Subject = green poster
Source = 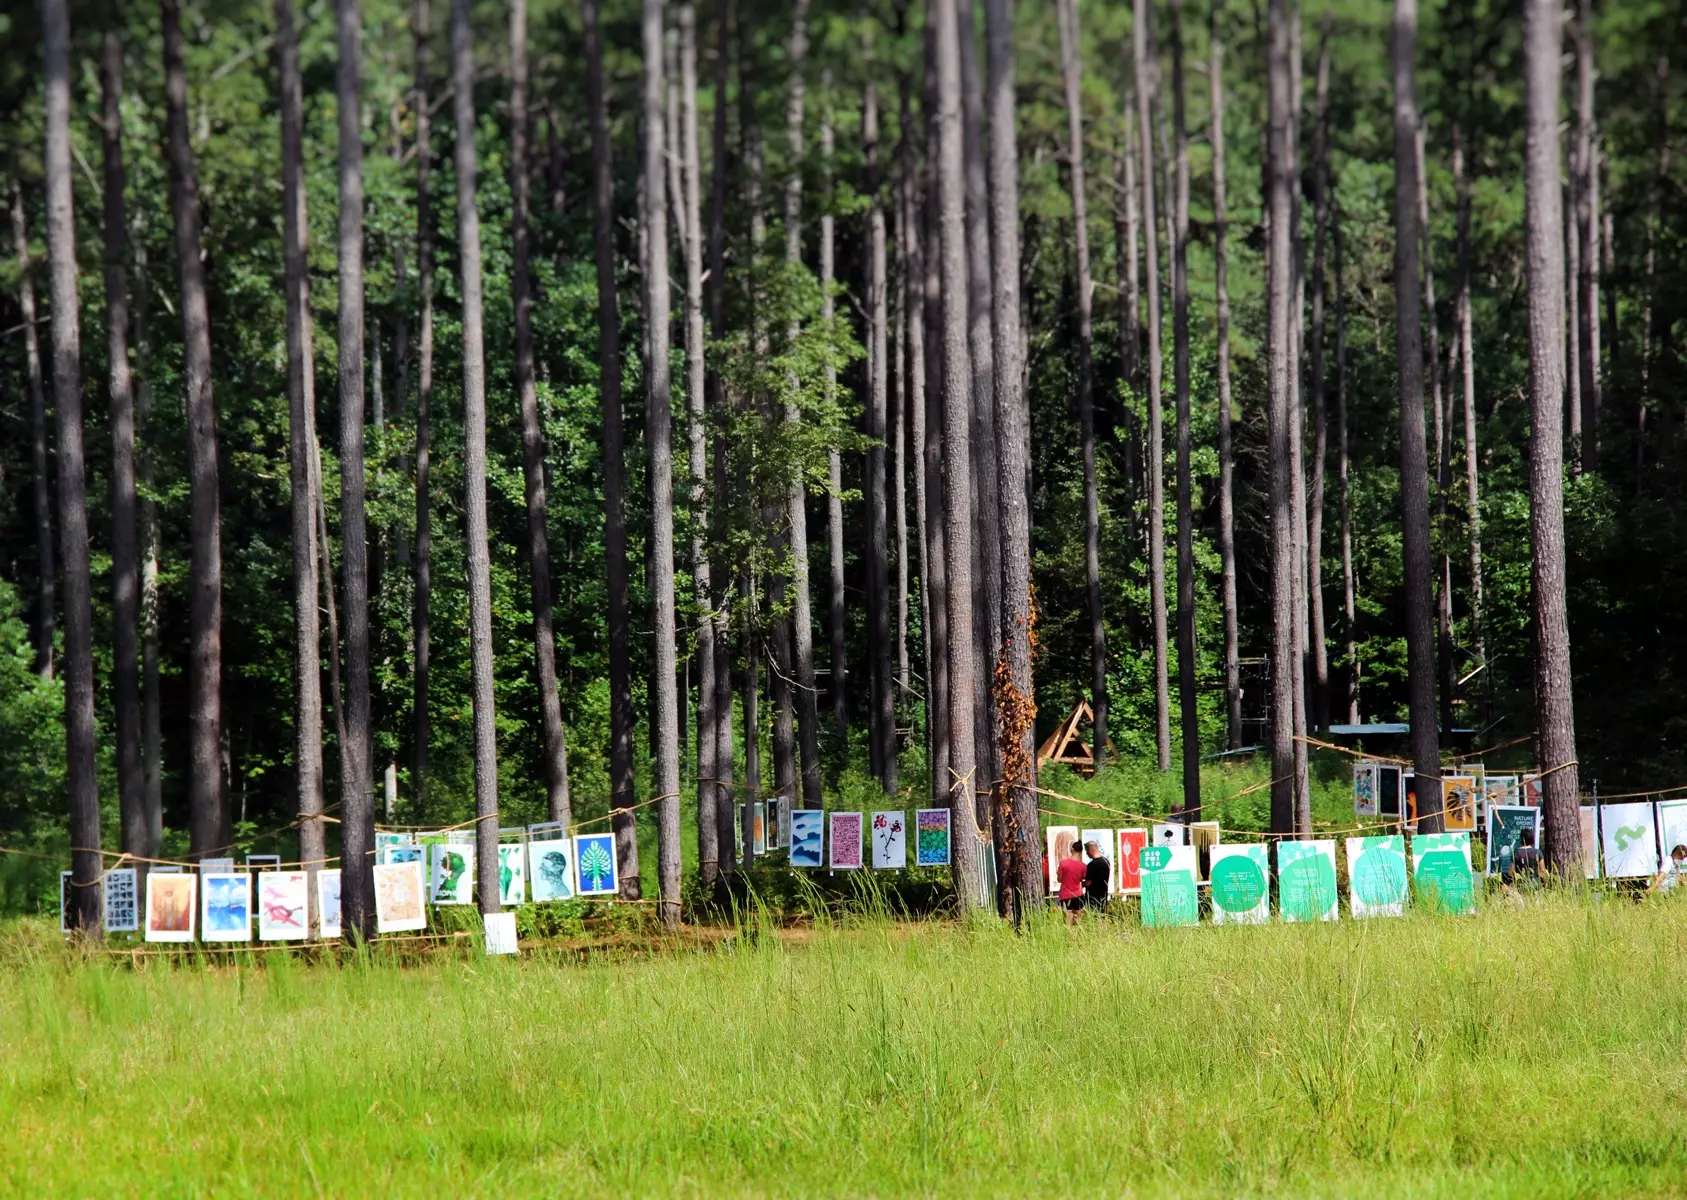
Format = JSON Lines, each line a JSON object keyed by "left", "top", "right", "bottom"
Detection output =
{"left": 1485, "top": 805, "right": 1541, "bottom": 876}
{"left": 1139, "top": 844, "right": 1200, "bottom": 928}
{"left": 1345, "top": 835, "right": 1408, "bottom": 918}
{"left": 1412, "top": 831, "right": 1476, "bottom": 915}
{"left": 1209, "top": 844, "right": 1270, "bottom": 924}
{"left": 1277, "top": 840, "right": 1339, "bottom": 922}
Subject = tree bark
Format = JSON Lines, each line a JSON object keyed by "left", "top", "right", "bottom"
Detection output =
{"left": 892, "top": 128, "right": 911, "bottom": 715}
{"left": 163, "top": 0, "right": 228, "bottom": 857}
{"left": 986, "top": 0, "right": 1040, "bottom": 910}
{"left": 412, "top": 0, "right": 434, "bottom": 813}
{"left": 585, "top": 0, "right": 640, "bottom": 896}
{"left": 1574, "top": 0, "right": 1599, "bottom": 473}
{"left": 641, "top": 0, "right": 683, "bottom": 926}
{"left": 933, "top": 0, "right": 981, "bottom": 903}
{"left": 275, "top": 0, "right": 327, "bottom": 915}
{"left": 921, "top": 18, "right": 950, "bottom": 807}
{"left": 708, "top": 0, "right": 736, "bottom": 875}
{"left": 447, "top": 0, "right": 502, "bottom": 916}
{"left": 1392, "top": 0, "right": 1442, "bottom": 829}
{"left": 1522, "top": 0, "right": 1580, "bottom": 871}
{"left": 1453, "top": 126, "right": 1485, "bottom": 682}
{"left": 1133, "top": 0, "right": 1170, "bottom": 774}
{"left": 10, "top": 186, "right": 53, "bottom": 681}
{"left": 1307, "top": 13, "right": 1332, "bottom": 735}
{"left": 1058, "top": 0, "right": 1106, "bottom": 786}
{"left": 44, "top": 0, "right": 101, "bottom": 931}
{"left": 1414, "top": 123, "right": 1455, "bottom": 739}
{"left": 135, "top": 238, "right": 163, "bottom": 857}
{"left": 1266, "top": 0, "right": 1297, "bottom": 834}
{"left": 824, "top": 105, "right": 848, "bottom": 738}
{"left": 1170, "top": 0, "right": 1198, "bottom": 814}
{"left": 865, "top": 78, "right": 896, "bottom": 799}
{"left": 1210, "top": 10, "right": 1241, "bottom": 750}
{"left": 1287, "top": 6, "right": 1310, "bottom": 831}
{"left": 1334, "top": 198, "right": 1358, "bottom": 723}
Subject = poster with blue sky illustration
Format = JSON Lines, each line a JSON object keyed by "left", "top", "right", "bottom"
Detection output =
{"left": 1346, "top": 835, "right": 1408, "bottom": 918}
{"left": 1277, "top": 840, "right": 1339, "bottom": 922}
{"left": 201, "top": 873, "right": 252, "bottom": 941}
{"left": 575, "top": 833, "right": 618, "bottom": 896}
{"left": 528, "top": 838, "right": 575, "bottom": 901}
{"left": 317, "top": 869, "right": 342, "bottom": 938}
{"left": 789, "top": 810, "right": 824, "bottom": 868}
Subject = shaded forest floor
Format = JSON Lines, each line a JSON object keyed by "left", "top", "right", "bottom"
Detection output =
{"left": 3, "top": 892, "right": 1685, "bottom": 1196}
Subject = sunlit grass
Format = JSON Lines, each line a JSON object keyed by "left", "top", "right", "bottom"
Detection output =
{"left": 2, "top": 889, "right": 1684, "bottom": 1196}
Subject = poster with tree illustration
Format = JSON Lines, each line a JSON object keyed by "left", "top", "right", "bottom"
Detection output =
{"left": 574, "top": 833, "right": 619, "bottom": 896}
{"left": 829, "top": 812, "right": 864, "bottom": 869}
{"left": 1345, "top": 835, "right": 1408, "bottom": 918}
{"left": 871, "top": 811, "right": 907, "bottom": 869}
{"left": 430, "top": 843, "right": 475, "bottom": 905}
{"left": 1209, "top": 844, "right": 1270, "bottom": 924}
{"left": 915, "top": 809, "right": 951, "bottom": 866}
{"left": 527, "top": 838, "right": 575, "bottom": 901}
{"left": 1411, "top": 831, "right": 1476, "bottom": 915}
{"left": 1277, "top": 840, "right": 1339, "bottom": 922}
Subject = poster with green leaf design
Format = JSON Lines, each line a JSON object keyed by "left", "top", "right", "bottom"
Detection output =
{"left": 574, "top": 833, "right": 619, "bottom": 896}
{"left": 1209, "top": 844, "right": 1270, "bottom": 924}
{"left": 1345, "top": 835, "right": 1408, "bottom": 918}
{"left": 1277, "top": 840, "right": 1339, "bottom": 922}
{"left": 1411, "top": 831, "right": 1475, "bottom": 915}
{"left": 1139, "top": 843, "right": 1199, "bottom": 928}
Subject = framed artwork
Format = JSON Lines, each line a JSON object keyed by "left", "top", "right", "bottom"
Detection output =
{"left": 429, "top": 843, "right": 475, "bottom": 905}
{"left": 103, "top": 868, "right": 139, "bottom": 932}
{"left": 1045, "top": 826, "right": 1079, "bottom": 892}
{"left": 145, "top": 872, "right": 197, "bottom": 943}
{"left": 1485, "top": 805, "right": 1541, "bottom": 876}
{"left": 871, "top": 812, "right": 907, "bottom": 869}
{"left": 1600, "top": 802, "right": 1659, "bottom": 879}
{"left": 790, "top": 810, "right": 826, "bottom": 868}
{"left": 1377, "top": 765, "right": 1404, "bottom": 820}
{"left": 497, "top": 843, "right": 527, "bottom": 906}
{"left": 201, "top": 873, "right": 253, "bottom": 942}
{"left": 1353, "top": 763, "right": 1379, "bottom": 816}
{"left": 255, "top": 872, "right": 309, "bottom": 941}
{"left": 829, "top": 812, "right": 864, "bottom": 869}
{"left": 1116, "top": 829, "right": 1148, "bottom": 894}
{"left": 373, "top": 861, "right": 427, "bottom": 933}
{"left": 1578, "top": 805, "right": 1601, "bottom": 879}
{"left": 1442, "top": 776, "right": 1479, "bottom": 831}
{"left": 574, "top": 833, "right": 619, "bottom": 896}
{"left": 527, "top": 838, "right": 575, "bottom": 902}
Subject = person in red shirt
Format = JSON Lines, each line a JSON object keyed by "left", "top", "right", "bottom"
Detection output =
{"left": 1057, "top": 837, "right": 1087, "bottom": 925}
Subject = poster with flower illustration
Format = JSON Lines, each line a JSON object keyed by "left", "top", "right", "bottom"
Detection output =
{"left": 871, "top": 811, "right": 907, "bottom": 869}
{"left": 829, "top": 812, "right": 864, "bottom": 869}
{"left": 255, "top": 872, "right": 309, "bottom": 940}
{"left": 574, "top": 833, "right": 619, "bottom": 896}
{"left": 915, "top": 809, "right": 951, "bottom": 867}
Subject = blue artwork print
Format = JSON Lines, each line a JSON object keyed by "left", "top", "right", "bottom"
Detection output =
{"left": 789, "top": 810, "right": 824, "bottom": 869}
{"left": 202, "top": 873, "right": 251, "bottom": 940}
{"left": 574, "top": 833, "right": 619, "bottom": 896}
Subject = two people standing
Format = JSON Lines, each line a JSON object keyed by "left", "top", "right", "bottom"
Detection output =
{"left": 1056, "top": 837, "right": 1112, "bottom": 925}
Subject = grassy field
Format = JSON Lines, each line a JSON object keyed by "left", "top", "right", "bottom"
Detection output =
{"left": 3, "top": 891, "right": 1685, "bottom": 1197}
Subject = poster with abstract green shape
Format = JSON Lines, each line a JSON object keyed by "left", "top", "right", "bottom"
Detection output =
{"left": 1345, "top": 835, "right": 1407, "bottom": 918}
{"left": 1139, "top": 843, "right": 1199, "bottom": 928}
{"left": 1599, "top": 801, "right": 1659, "bottom": 879}
{"left": 1209, "top": 844, "right": 1269, "bottom": 924}
{"left": 1277, "top": 840, "right": 1339, "bottom": 922}
{"left": 429, "top": 843, "right": 475, "bottom": 905}
{"left": 1412, "top": 831, "right": 1475, "bottom": 914}
{"left": 497, "top": 843, "right": 527, "bottom": 906}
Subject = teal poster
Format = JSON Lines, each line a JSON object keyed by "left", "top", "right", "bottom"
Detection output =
{"left": 1209, "top": 844, "right": 1270, "bottom": 924}
{"left": 1412, "top": 831, "right": 1476, "bottom": 915}
{"left": 1139, "top": 843, "right": 1199, "bottom": 928}
{"left": 1345, "top": 835, "right": 1408, "bottom": 918}
{"left": 1277, "top": 840, "right": 1339, "bottom": 922}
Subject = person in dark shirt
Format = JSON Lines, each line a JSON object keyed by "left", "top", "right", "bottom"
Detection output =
{"left": 1056, "top": 838, "right": 1087, "bottom": 925}
{"left": 1083, "top": 839, "right": 1111, "bottom": 911}
{"left": 1505, "top": 827, "right": 1543, "bottom": 888}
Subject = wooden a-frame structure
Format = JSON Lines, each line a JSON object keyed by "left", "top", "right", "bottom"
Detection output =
{"left": 1035, "top": 700, "right": 1116, "bottom": 778}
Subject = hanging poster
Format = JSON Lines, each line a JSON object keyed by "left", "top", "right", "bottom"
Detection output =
{"left": 1578, "top": 806, "right": 1601, "bottom": 879}
{"left": 1485, "top": 804, "right": 1542, "bottom": 876}
{"left": 574, "top": 833, "right": 619, "bottom": 896}
{"left": 497, "top": 843, "right": 527, "bottom": 906}
{"left": 1209, "top": 844, "right": 1270, "bottom": 924}
{"left": 766, "top": 798, "right": 784, "bottom": 852}
{"left": 915, "top": 809, "right": 951, "bottom": 867}
{"left": 430, "top": 843, "right": 475, "bottom": 905}
{"left": 830, "top": 812, "right": 864, "bottom": 869}
{"left": 1045, "top": 826, "right": 1079, "bottom": 892}
{"left": 1117, "top": 829, "right": 1148, "bottom": 894}
{"left": 373, "top": 860, "right": 427, "bottom": 933}
{"left": 1346, "top": 834, "right": 1409, "bottom": 918}
{"left": 1485, "top": 775, "right": 1520, "bottom": 806}
{"left": 1377, "top": 764, "right": 1404, "bottom": 820}
{"left": 483, "top": 911, "right": 519, "bottom": 956}
{"left": 317, "top": 869, "right": 342, "bottom": 939}
{"left": 103, "top": 868, "right": 138, "bottom": 932}
{"left": 255, "top": 872, "right": 309, "bottom": 941}
{"left": 1412, "top": 831, "right": 1476, "bottom": 914}
{"left": 1656, "top": 799, "right": 1687, "bottom": 864}
{"left": 527, "top": 838, "right": 576, "bottom": 902}
{"left": 1600, "top": 801, "right": 1660, "bottom": 879}
{"left": 1138, "top": 843, "right": 1199, "bottom": 928}
{"left": 381, "top": 842, "right": 423, "bottom": 866}
{"left": 872, "top": 812, "right": 908, "bottom": 869}
{"left": 789, "top": 809, "right": 825, "bottom": 868}
{"left": 739, "top": 803, "right": 768, "bottom": 856}
{"left": 1520, "top": 774, "right": 1544, "bottom": 806}
{"left": 1442, "top": 776, "right": 1479, "bottom": 831}
{"left": 1354, "top": 763, "right": 1379, "bottom": 817}
{"left": 1277, "top": 841, "right": 1339, "bottom": 922}
{"left": 145, "top": 871, "right": 197, "bottom": 942}
{"left": 202, "top": 873, "right": 253, "bottom": 942}
{"left": 1152, "top": 821, "right": 1188, "bottom": 849}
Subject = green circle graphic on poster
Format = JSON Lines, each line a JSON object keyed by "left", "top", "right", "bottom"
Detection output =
{"left": 1279, "top": 852, "right": 1337, "bottom": 920}
{"left": 1352, "top": 844, "right": 1407, "bottom": 907}
{"left": 1416, "top": 850, "right": 1473, "bottom": 911}
{"left": 1211, "top": 855, "right": 1266, "bottom": 912}
{"left": 1139, "top": 845, "right": 1171, "bottom": 872}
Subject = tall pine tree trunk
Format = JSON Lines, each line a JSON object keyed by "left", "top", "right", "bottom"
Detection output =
{"left": 1415, "top": 124, "right": 1455, "bottom": 738}
{"left": 1307, "top": 13, "right": 1332, "bottom": 735}
{"left": 892, "top": 131, "right": 911, "bottom": 713}
{"left": 1335, "top": 200, "right": 1359, "bottom": 723}
{"left": 10, "top": 185, "right": 53, "bottom": 681}
{"left": 1210, "top": 9, "right": 1242, "bottom": 750}
{"left": 276, "top": 0, "right": 327, "bottom": 910}
{"left": 45, "top": 0, "right": 101, "bottom": 930}
{"left": 136, "top": 240, "right": 163, "bottom": 856}
{"left": 987, "top": 0, "right": 1040, "bottom": 909}
{"left": 510, "top": 0, "right": 571, "bottom": 827}
{"left": 1266, "top": 0, "right": 1297, "bottom": 834}
{"left": 824, "top": 105, "right": 848, "bottom": 738}
{"left": 865, "top": 78, "right": 895, "bottom": 799}
{"left": 586, "top": 0, "right": 640, "bottom": 895}
{"left": 1170, "top": 0, "right": 1198, "bottom": 814}
{"left": 101, "top": 35, "right": 145, "bottom": 864}
{"left": 1392, "top": 0, "right": 1442, "bottom": 829}
{"left": 412, "top": 0, "right": 434, "bottom": 812}
{"left": 1574, "top": 0, "right": 1599, "bottom": 473}
{"left": 1523, "top": 0, "right": 1580, "bottom": 871}
{"left": 708, "top": 0, "right": 737, "bottom": 874}
{"left": 162, "top": 0, "right": 227, "bottom": 857}
{"left": 449, "top": 0, "right": 502, "bottom": 915}
{"left": 921, "top": 19, "right": 950, "bottom": 807}
{"left": 642, "top": 0, "right": 684, "bottom": 926}
{"left": 1453, "top": 127, "right": 1485, "bottom": 678}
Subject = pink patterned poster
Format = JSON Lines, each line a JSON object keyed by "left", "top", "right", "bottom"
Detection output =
{"left": 829, "top": 812, "right": 864, "bottom": 869}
